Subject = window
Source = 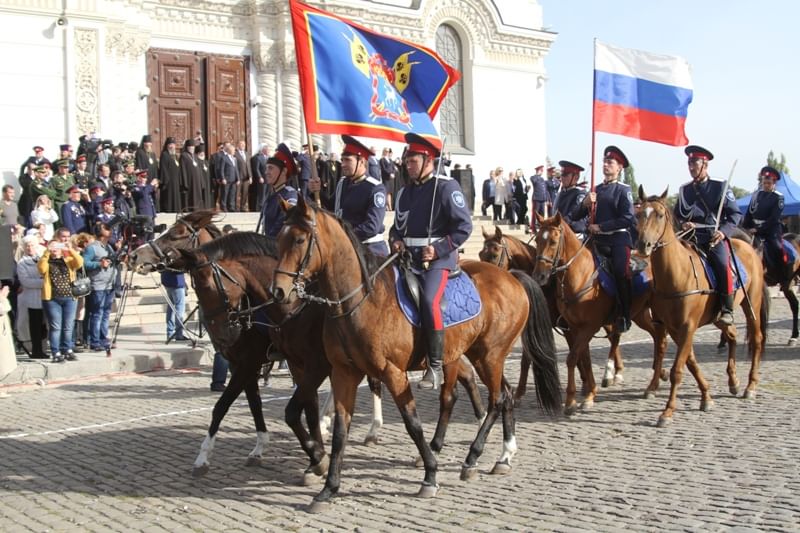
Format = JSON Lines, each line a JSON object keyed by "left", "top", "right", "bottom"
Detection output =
{"left": 435, "top": 24, "right": 465, "bottom": 149}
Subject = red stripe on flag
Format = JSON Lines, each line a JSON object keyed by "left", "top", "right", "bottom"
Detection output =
{"left": 593, "top": 101, "right": 689, "bottom": 147}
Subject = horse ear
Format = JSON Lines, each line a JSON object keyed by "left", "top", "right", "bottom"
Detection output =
{"left": 660, "top": 187, "right": 669, "bottom": 200}
{"left": 279, "top": 197, "right": 292, "bottom": 212}
{"left": 552, "top": 212, "right": 562, "bottom": 226}
{"left": 481, "top": 226, "right": 491, "bottom": 240}
{"left": 638, "top": 184, "right": 646, "bottom": 202}
{"left": 535, "top": 211, "right": 544, "bottom": 224}
{"left": 494, "top": 225, "right": 504, "bottom": 239}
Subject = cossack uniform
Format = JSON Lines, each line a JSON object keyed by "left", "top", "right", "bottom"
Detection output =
{"left": 553, "top": 160, "right": 588, "bottom": 236}
{"left": 257, "top": 143, "right": 298, "bottom": 238}
{"left": 742, "top": 165, "right": 787, "bottom": 276}
{"left": 61, "top": 185, "right": 89, "bottom": 234}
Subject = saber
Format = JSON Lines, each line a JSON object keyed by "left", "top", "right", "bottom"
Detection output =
{"left": 423, "top": 136, "right": 447, "bottom": 270}
{"left": 713, "top": 159, "right": 738, "bottom": 235}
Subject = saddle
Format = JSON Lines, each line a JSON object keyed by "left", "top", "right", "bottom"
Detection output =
{"left": 394, "top": 265, "right": 481, "bottom": 328}
{"left": 683, "top": 240, "right": 747, "bottom": 291}
{"left": 592, "top": 251, "right": 651, "bottom": 298}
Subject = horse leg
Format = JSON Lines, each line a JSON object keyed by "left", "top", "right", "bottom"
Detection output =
{"left": 319, "top": 385, "right": 334, "bottom": 441}
{"left": 578, "top": 339, "right": 598, "bottom": 411}
{"left": 685, "top": 348, "right": 713, "bottom": 411}
{"left": 719, "top": 324, "right": 740, "bottom": 396}
{"left": 285, "top": 378, "right": 329, "bottom": 486}
{"left": 363, "top": 377, "right": 383, "bottom": 446}
{"left": 427, "top": 362, "right": 460, "bottom": 461}
{"left": 743, "top": 286, "right": 766, "bottom": 400}
{"left": 456, "top": 356, "right": 486, "bottom": 420}
{"left": 716, "top": 330, "right": 727, "bottom": 352}
{"left": 310, "top": 367, "right": 362, "bottom": 513}
{"left": 640, "top": 318, "right": 669, "bottom": 399}
{"left": 489, "top": 377, "right": 517, "bottom": 477}
{"left": 460, "top": 367, "right": 503, "bottom": 481}
{"left": 513, "top": 354, "right": 530, "bottom": 407}
{"left": 192, "top": 362, "right": 250, "bottom": 477}
{"left": 563, "top": 348, "right": 579, "bottom": 416}
{"left": 658, "top": 330, "right": 704, "bottom": 427}
{"left": 784, "top": 285, "right": 799, "bottom": 344}
{"left": 602, "top": 326, "right": 623, "bottom": 387}
{"left": 243, "top": 373, "right": 269, "bottom": 467}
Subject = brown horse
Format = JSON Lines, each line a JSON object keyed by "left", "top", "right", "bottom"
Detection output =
{"left": 758, "top": 233, "right": 800, "bottom": 344}
{"left": 271, "top": 197, "right": 561, "bottom": 511}
{"left": 479, "top": 226, "right": 652, "bottom": 402}
{"left": 637, "top": 187, "right": 769, "bottom": 427}
{"left": 530, "top": 213, "right": 669, "bottom": 415}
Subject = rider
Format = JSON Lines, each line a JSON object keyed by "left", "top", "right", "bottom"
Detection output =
{"left": 309, "top": 135, "right": 389, "bottom": 256}
{"left": 257, "top": 143, "right": 298, "bottom": 237}
{"left": 389, "top": 133, "right": 473, "bottom": 390}
{"left": 553, "top": 160, "right": 588, "bottom": 238}
{"left": 578, "top": 146, "right": 636, "bottom": 332}
{"left": 742, "top": 165, "right": 788, "bottom": 279}
{"left": 673, "top": 145, "right": 742, "bottom": 325}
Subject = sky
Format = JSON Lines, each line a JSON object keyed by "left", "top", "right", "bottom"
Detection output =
{"left": 540, "top": 0, "right": 800, "bottom": 195}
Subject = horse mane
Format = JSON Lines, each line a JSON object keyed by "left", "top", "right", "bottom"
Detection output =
{"left": 178, "top": 209, "right": 223, "bottom": 238}
{"left": 199, "top": 231, "right": 278, "bottom": 261}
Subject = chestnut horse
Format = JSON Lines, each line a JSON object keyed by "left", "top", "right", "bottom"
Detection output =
{"left": 271, "top": 198, "right": 561, "bottom": 511}
{"left": 530, "top": 213, "right": 669, "bottom": 415}
{"left": 637, "top": 187, "right": 768, "bottom": 427}
{"left": 757, "top": 233, "right": 800, "bottom": 344}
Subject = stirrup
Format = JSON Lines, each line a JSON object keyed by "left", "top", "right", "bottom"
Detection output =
{"left": 417, "top": 367, "right": 442, "bottom": 391}
{"left": 717, "top": 311, "right": 734, "bottom": 326}
{"left": 616, "top": 317, "right": 631, "bottom": 333}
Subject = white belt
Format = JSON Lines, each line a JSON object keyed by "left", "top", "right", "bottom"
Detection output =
{"left": 362, "top": 235, "right": 384, "bottom": 244}
{"left": 596, "top": 228, "right": 629, "bottom": 235}
{"left": 753, "top": 219, "right": 765, "bottom": 225}
{"left": 404, "top": 236, "right": 443, "bottom": 247}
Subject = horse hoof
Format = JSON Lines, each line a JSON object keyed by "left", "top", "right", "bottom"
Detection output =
{"left": 743, "top": 389, "right": 757, "bottom": 400}
{"left": 307, "top": 499, "right": 331, "bottom": 514}
{"left": 245, "top": 455, "right": 262, "bottom": 467}
{"left": 416, "top": 483, "right": 439, "bottom": 498}
{"left": 460, "top": 465, "right": 479, "bottom": 481}
{"left": 302, "top": 471, "right": 323, "bottom": 487}
{"left": 191, "top": 464, "right": 209, "bottom": 478}
{"left": 563, "top": 403, "right": 578, "bottom": 417}
{"left": 643, "top": 390, "right": 655, "bottom": 400}
{"left": 614, "top": 375, "right": 625, "bottom": 385}
{"left": 788, "top": 337, "right": 798, "bottom": 346}
{"left": 659, "top": 369, "right": 669, "bottom": 381}
{"left": 363, "top": 435, "right": 379, "bottom": 447}
{"left": 580, "top": 399, "right": 594, "bottom": 411}
{"left": 513, "top": 396, "right": 523, "bottom": 408}
{"left": 656, "top": 416, "right": 672, "bottom": 428}
{"left": 490, "top": 461, "right": 512, "bottom": 476}
{"left": 414, "top": 455, "right": 425, "bottom": 468}
{"left": 700, "top": 399, "right": 714, "bottom": 412}
{"left": 601, "top": 378, "right": 610, "bottom": 388}
{"left": 729, "top": 385, "right": 740, "bottom": 397}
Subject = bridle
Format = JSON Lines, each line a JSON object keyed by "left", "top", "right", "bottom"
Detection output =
{"left": 146, "top": 217, "right": 204, "bottom": 271}
{"left": 190, "top": 259, "right": 255, "bottom": 339}
{"left": 272, "top": 209, "right": 321, "bottom": 301}
{"left": 483, "top": 237, "right": 510, "bottom": 268}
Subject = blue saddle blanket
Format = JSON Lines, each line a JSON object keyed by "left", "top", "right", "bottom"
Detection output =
{"left": 783, "top": 239, "right": 798, "bottom": 264}
{"left": 595, "top": 256, "right": 651, "bottom": 298}
{"left": 394, "top": 267, "right": 482, "bottom": 328}
{"left": 700, "top": 251, "right": 747, "bottom": 291}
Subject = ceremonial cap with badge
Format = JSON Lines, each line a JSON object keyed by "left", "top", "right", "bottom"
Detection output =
{"left": 404, "top": 132, "right": 440, "bottom": 158}
{"left": 760, "top": 166, "right": 780, "bottom": 181}
{"left": 603, "top": 145, "right": 630, "bottom": 168}
{"left": 559, "top": 160, "right": 585, "bottom": 174}
{"left": 341, "top": 135, "right": 374, "bottom": 159}
{"left": 267, "top": 143, "right": 298, "bottom": 175}
{"left": 684, "top": 145, "right": 714, "bottom": 161}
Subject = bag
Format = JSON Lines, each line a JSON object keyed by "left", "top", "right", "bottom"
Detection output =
{"left": 71, "top": 267, "right": 91, "bottom": 298}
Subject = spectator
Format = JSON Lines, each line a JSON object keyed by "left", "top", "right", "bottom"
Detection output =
{"left": 214, "top": 142, "right": 239, "bottom": 212}
{"left": 493, "top": 167, "right": 508, "bottom": 221}
{"left": 70, "top": 231, "right": 93, "bottom": 352}
{"left": 506, "top": 171, "right": 518, "bottom": 225}
{"left": 30, "top": 195, "right": 59, "bottom": 241}
{"left": 235, "top": 140, "right": 252, "bottom": 211}
{"left": 380, "top": 148, "right": 396, "bottom": 210}
{"left": 1, "top": 185, "right": 20, "bottom": 227}
{"left": 161, "top": 269, "right": 188, "bottom": 342}
{"left": 15, "top": 236, "right": 47, "bottom": 358}
{"left": 0, "top": 286, "right": 17, "bottom": 376}
{"left": 38, "top": 238, "right": 83, "bottom": 363}
{"left": 82, "top": 224, "right": 117, "bottom": 353}
{"left": 481, "top": 170, "right": 496, "bottom": 217}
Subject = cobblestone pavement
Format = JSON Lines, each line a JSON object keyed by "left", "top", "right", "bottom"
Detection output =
{"left": 1, "top": 298, "right": 799, "bottom": 532}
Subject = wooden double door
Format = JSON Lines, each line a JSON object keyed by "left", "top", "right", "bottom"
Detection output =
{"left": 146, "top": 48, "right": 250, "bottom": 153}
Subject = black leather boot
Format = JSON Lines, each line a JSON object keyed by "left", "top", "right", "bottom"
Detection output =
{"left": 719, "top": 293, "right": 735, "bottom": 325}
{"left": 616, "top": 277, "right": 632, "bottom": 333}
{"left": 418, "top": 330, "right": 444, "bottom": 390}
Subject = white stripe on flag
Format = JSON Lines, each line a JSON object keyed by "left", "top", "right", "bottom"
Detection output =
{"left": 595, "top": 40, "right": 693, "bottom": 90}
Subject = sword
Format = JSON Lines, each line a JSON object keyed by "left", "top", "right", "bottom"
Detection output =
{"left": 713, "top": 159, "right": 738, "bottom": 236}
{"left": 423, "top": 136, "right": 447, "bottom": 270}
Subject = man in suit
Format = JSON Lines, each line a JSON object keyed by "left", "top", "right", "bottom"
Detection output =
{"left": 235, "top": 140, "right": 252, "bottom": 211}
{"left": 214, "top": 142, "right": 239, "bottom": 212}
{"left": 250, "top": 144, "right": 269, "bottom": 212}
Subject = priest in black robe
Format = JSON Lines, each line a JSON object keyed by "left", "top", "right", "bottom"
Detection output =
{"left": 196, "top": 144, "right": 213, "bottom": 209}
{"left": 158, "top": 137, "right": 182, "bottom": 212}
{"left": 180, "top": 139, "right": 200, "bottom": 209}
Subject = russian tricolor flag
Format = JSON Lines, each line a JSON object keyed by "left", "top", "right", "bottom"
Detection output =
{"left": 593, "top": 41, "right": 693, "bottom": 147}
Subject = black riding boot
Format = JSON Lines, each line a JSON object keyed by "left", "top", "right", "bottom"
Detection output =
{"left": 616, "top": 277, "right": 632, "bottom": 333}
{"left": 418, "top": 330, "right": 444, "bottom": 390}
{"left": 719, "top": 293, "right": 735, "bottom": 326}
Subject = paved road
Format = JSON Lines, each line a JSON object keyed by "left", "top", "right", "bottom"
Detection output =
{"left": 1, "top": 298, "right": 799, "bottom": 532}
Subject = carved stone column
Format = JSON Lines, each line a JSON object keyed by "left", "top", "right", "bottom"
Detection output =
{"left": 281, "top": 62, "right": 302, "bottom": 150}
{"left": 74, "top": 28, "right": 99, "bottom": 135}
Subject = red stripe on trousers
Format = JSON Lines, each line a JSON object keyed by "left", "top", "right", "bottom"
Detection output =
{"left": 431, "top": 270, "right": 449, "bottom": 330}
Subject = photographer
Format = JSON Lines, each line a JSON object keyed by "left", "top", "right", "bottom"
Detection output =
{"left": 38, "top": 238, "right": 83, "bottom": 362}
{"left": 82, "top": 223, "right": 117, "bottom": 353}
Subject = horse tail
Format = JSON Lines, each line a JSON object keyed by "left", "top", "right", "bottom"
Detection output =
{"left": 759, "top": 281, "right": 770, "bottom": 349}
{"left": 510, "top": 269, "right": 562, "bottom": 415}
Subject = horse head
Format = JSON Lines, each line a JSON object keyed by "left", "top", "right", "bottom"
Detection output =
{"left": 532, "top": 212, "right": 566, "bottom": 285}
{"left": 636, "top": 185, "right": 671, "bottom": 257}
{"left": 272, "top": 194, "right": 324, "bottom": 305}
{"left": 479, "top": 225, "right": 510, "bottom": 268}
{"left": 130, "top": 209, "right": 221, "bottom": 274}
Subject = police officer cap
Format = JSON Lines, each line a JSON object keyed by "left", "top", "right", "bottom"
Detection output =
{"left": 135, "top": 169, "right": 149, "bottom": 177}
{"left": 33, "top": 145, "right": 44, "bottom": 152}
{"left": 67, "top": 185, "right": 81, "bottom": 193}
{"left": 101, "top": 197, "right": 115, "bottom": 205}
{"left": 603, "top": 145, "right": 630, "bottom": 168}
{"left": 76, "top": 155, "right": 87, "bottom": 163}
{"left": 404, "top": 133, "right": 440, "bottom": 158}
{"left": 341, "top": 135, "right": 374, "bottom": 159}
{"left": 267, "top": 143, "right": 298, "bottom": 175}
{"left": 90, "top": 185, "right": 104, "bottom": 193}
{"left": 760, "top": 166, "right": 781, "bottom": 181}
{"left": 684, "top": 145, "right": 714, "bottom": 161}
{"left": 558, "top": 160, "right": 585, "bottom": 174}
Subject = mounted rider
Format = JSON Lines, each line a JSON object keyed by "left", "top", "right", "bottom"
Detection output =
{"left": 389, "top": 133, "right": 473, "bottom": 390}
{"left": 576, "top": 146, "right": 636, "bottom": 332}
{"left": 742, "top": 165, "right": 789, "bottom": 279}
{"left": 309, "top": 135, "right": 389, "bottom": 256}
{"left": 257, "top": 143, "right": 298, "bottom": 238}
{"left": 552, "top": 160, "right": 588, "bottom": 238}
{"left": 673, "top": 145, "right": 742, "bottom": 325}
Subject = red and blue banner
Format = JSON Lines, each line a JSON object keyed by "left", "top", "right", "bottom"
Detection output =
{"left": 290, "top": 0, "right": 460, "bottom": 148}
{"left": 593, "top": 40, "right": 693, "bottom": 146}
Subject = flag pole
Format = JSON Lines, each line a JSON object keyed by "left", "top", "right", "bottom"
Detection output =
{"left": 590, "top": 38, "right": 598, "bottom": 224}
{"left": 306, "top": 132, "right": 322, "bottom": 207}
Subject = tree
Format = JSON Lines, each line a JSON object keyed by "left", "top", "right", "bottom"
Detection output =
{"left": 730, "top": 185, "right": 750, "bottom": 199}
{"left": 767, "top": 150, "right": 790, "bottom": 175}
{"left": 622, "top": 164, "right": 638, "bottom": 197}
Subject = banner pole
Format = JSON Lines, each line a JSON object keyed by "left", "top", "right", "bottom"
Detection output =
{"left": 590, "top": 38, "right": 598, "bottom": 224}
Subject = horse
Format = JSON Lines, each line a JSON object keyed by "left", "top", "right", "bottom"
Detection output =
{"left": 479, "top": 226, "right": 659, "bottom": 403}
{"left": 530, "top": 213, "right": 669, "bottom": 415}
{"left": 270, "top": 197, "right": 561, "bottom": 512}
{"left": 754, "top": 233, "right": 800, "bottom": 344}
{"left": 636, "top": 187, "right": 769, "bottom": 427}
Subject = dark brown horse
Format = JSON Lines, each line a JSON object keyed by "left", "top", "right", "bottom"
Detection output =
{"left": 530, "top": 213, "right": 669, "bottom": 415}
{"left": 271, "top": 197, "right": 561, "bottom": 511}
{"left": 637, "top": 187, "right": 768, "bottom": 427}
{"left": 130, "top": 209, "right": 222, "bottom": 273}
{"left": 757, "top": 233, "right": 800, "bottom": 344}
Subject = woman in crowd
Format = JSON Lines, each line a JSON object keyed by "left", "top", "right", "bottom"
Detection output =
{"left": 30, "top": 195, "right": 59, "bottom": 241}
{"left": 38, "top": 238, "right": 83, "bottom": 363}
{"left": 71, "top": 232, "right": 94, "bottom": 352}
{"left": 15, "top": 235, "right": 47, "bottom": 358}
{"left": 493, "top": 166, "right": 508, "bottom": 222}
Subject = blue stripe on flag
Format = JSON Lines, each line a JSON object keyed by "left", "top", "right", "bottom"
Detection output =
{"left": 594, "top": 70, "right": 693, "bottom": 118}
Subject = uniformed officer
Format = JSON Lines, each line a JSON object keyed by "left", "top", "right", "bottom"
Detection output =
{"left": 530, "top": 165, "right": 548, "bottom": 219}
{"left": 310, "top": 135, "right": 389, "bottom": 256}
{"left": 742, "top": 165, "right": 788, "bottom": 279}
{"left": 50, "top": 160, "right": 75, "bottom": 213}
{"left": 256, "top": 143, "right": 298, "bottom": 238}
{"left": 389, "top": 133, "right": 473, "bottom": 390}
{"left": 578, "top": 146, "right": 636, "bottom": 332}
{"left": 673, "top": 145, "right": 742, "bottom": 325}
{"left": 61, "top": 185, "right": 89, "bottom": 235}
{"left": 96, "top": 197, "right": 121, "bottom": 247}
{"left": 553, "top": 160, "right": 588, "bottom": 237}
{"left": 132, "top": 169, "right": 158, "bottom": 218}
{"left": 73, "top": 155, "right": 90, "bottom": 189}
{"left": 546, "top": 165, "right": 562, "bottom": 208}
